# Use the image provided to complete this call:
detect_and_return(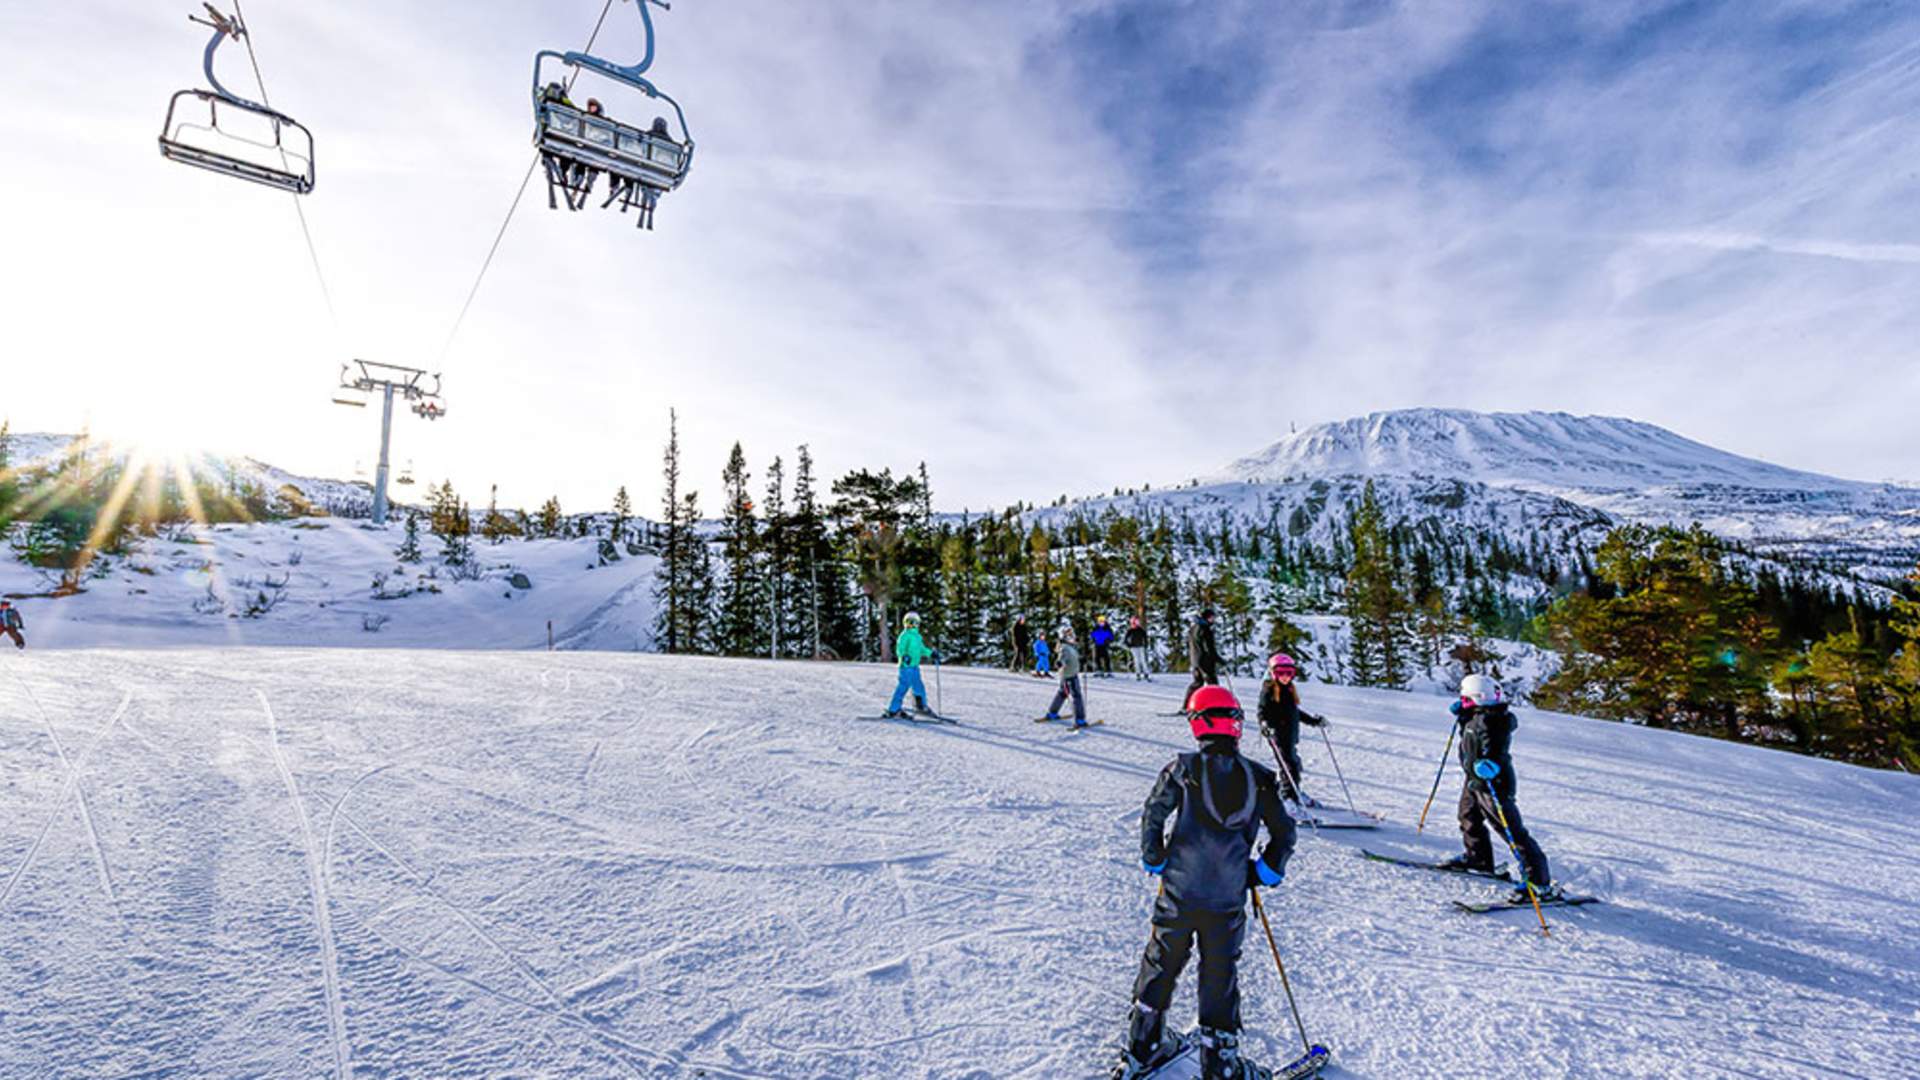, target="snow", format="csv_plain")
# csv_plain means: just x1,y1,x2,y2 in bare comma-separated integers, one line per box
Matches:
3,650,1916,1078
0,520,660,652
